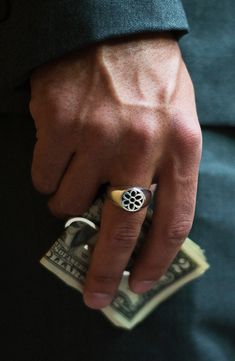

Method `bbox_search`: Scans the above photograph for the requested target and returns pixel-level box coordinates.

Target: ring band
[107,186,152,212]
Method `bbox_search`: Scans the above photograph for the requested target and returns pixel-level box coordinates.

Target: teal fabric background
[180,0,235,126]
[0,0,188,86]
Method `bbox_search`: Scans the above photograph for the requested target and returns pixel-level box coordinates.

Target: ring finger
[83,177,152,309]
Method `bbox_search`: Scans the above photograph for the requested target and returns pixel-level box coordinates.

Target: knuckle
[183,128,202,150]
[171,110,202,147]
[128,122,157,152]
[174,125,202,157]
[166,221,192,245]
[31,172,55,195]
[109,224,140,251]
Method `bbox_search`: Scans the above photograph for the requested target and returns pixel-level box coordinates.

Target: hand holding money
[41,197,209,329]
[30,33,202,310]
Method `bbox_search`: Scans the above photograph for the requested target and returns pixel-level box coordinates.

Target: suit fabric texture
[0,1,235,360]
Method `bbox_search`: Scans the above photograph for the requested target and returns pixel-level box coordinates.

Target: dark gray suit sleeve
[1,0,188,86]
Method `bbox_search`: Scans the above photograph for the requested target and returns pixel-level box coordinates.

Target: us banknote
[40,196,209,330]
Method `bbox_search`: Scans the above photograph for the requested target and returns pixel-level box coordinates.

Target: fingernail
[84,292,112,309]
[131,280,155,294]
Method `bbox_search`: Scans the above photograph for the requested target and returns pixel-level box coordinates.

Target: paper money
[40,197,209,330]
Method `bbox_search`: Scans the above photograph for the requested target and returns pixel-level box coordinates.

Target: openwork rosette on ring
[121,188,145,211]
[107,186,152,212]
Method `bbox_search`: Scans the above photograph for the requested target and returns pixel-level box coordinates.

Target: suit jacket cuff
[1,0,189,86]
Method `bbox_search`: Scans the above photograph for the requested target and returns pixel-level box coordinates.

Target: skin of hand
[30,32,202,309]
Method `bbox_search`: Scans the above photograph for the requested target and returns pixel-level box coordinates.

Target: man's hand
[30,33,202,309]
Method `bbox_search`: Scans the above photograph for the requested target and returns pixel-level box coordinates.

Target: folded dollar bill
[40,197,209,330]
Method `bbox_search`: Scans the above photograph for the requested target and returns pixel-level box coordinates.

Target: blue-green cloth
[0,0,188,86]
[180,0,235,126]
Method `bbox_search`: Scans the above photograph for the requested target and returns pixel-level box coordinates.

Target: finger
[129,160,200,294]
[31,135,74,194]
[83,181,151,309]
[48,153,103,218]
